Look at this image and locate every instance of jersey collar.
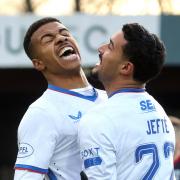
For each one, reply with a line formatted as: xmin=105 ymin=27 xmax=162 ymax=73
xmin=108 ymin=88 xmax=145 ymax=98
xmin=48 ymin=84 xmax=98 ymax=102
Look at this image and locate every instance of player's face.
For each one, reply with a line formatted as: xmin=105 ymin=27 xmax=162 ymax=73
xmin=31 ymin=22 xmax=81 ymax=75
xmin=93 ymin=31 xmax=128 ymax=84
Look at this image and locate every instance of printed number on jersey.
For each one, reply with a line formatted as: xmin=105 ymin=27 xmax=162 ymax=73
xmin=135 ymin=142 xmax=174 ymax=180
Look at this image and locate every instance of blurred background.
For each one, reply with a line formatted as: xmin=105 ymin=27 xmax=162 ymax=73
xmin=0 ymin=0 xmax=180 ymax=179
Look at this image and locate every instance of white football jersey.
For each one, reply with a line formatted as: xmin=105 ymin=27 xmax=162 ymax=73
xmin=14 ymin=84 xmax=107 ymax=180
xmin=79 ymin=88 xmax=176 ymax=180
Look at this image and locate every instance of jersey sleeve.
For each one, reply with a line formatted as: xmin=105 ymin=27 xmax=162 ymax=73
xmin=14 ymin=106 xmax=58 ymax=174
xmin=14 ymin=169 xmax=45 ymax=180
xmin=78 ymin=112 xmax=117 ymax=180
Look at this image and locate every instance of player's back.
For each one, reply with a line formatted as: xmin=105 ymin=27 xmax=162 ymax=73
xmin=106 ymin=91 xmax=175 ymax=180
xmin=79 ymin=90 xmax=175 ymax=179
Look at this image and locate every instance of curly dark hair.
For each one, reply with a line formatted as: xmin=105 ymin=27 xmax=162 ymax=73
xmin=122 ymin=23 xmax=166 ymax=83
xmin=23 ymin=17 xmax=61 ymax=60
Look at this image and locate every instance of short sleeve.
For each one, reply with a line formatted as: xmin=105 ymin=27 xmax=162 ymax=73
xmin=15 ymin=107 xmax=58 ymax=174
xmin=78 ymin=112 xmax=117 ymax=180
xmin=14 ymin=169 xmax=45 ymax=180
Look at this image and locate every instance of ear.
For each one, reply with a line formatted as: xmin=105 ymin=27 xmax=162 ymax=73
xmin=120 ymin=61 xmax=134 ymax=75
xmin=32 ymin=59 xmax=45 ymax=71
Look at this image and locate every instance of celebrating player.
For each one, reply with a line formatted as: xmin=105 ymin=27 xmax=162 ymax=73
xmin=79 ymin=23 xmax=175 ymax=179
xmin=14 ymin=17 xmax=107 ymax=180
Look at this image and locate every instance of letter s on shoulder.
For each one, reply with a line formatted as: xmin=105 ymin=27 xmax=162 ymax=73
xmin=81 ymin=147 xmax=100 ymax=159
xmin=81 ymin=147 xmax=102 ymax=169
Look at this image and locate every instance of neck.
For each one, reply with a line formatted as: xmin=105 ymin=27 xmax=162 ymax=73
xmin=103 ymin=80 xmax=145 ymax=97
xmin=46 ymin=68 xmax=89 ymax=89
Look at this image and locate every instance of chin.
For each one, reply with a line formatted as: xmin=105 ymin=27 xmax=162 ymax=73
xmin=68 ymin=64 xmax=81 ymax=75
xmin=92 ymin=65 xmax=100 ymax=75
xmin=88 ymin=67 xmax=99 ymax=81
xmin=66 ymin=60 xmax=81 ymax=69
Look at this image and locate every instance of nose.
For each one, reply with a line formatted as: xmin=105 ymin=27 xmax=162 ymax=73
xmin=55 ymin=34 xmax=68 ymax=45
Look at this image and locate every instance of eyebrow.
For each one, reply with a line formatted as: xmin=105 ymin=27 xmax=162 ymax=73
xmin=59 ymin=28 xmax=69 ymax=33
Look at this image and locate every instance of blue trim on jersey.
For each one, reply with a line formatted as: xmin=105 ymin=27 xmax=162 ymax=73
xmin=15 ymin=164 xmax=48 ymax=174
xmin=48 ymin=84 xmax=98 ymax=102
xmin=48 ymin=169 xmax=57 ymax=180
xmin=84 ymin=157 xmax=102 ymax=169
xmin=108 ymin=88 xmax=145 ymax=98
xmin=170 ymin=169 xmax=174 ymax=180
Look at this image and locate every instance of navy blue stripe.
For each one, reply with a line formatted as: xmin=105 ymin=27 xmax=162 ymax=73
xmin=84 ymin=157 xmax=102 ymax=169
xmin=15 ymin=164 xmax=48 ymax=174
xmin=48 ymin=168 xmax=57 ymax=180
xmin=109 ymin=88 xmax=145 ymax=98
xmin=48 ymin=84 xmax=98 ymax=102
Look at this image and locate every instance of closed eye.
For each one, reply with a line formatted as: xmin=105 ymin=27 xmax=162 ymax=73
xmin=41 ymin=34 xmax=54 ymax=43
xmin=61 ymin=31 xmax=70 ymax=37
xmin=60 ymin=29 xmax=71 ymax=37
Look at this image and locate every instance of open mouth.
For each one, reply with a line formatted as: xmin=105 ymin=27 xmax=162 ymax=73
xmin=59 ymin=46 xmax=75 ymax=57
xmin=99 ymin=53 xmax=102 ymax=64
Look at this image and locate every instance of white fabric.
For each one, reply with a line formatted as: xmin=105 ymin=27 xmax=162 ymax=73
xmin=71 ymin=85 xmax=96 ymax=95
xmin=14 ymin=170 xmax=45 ymax=180
xmin=79 ymin=91 xmax=176 ymax=180
xmin=14 ymin=85 xmax=107 ymax=180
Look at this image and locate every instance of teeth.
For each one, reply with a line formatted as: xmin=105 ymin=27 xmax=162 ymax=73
xmin=59 ymin=46 xmax=73 ymax=57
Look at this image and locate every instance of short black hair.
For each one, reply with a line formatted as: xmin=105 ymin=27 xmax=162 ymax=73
xmin=23 ymin=17 xmax=61 ymax=60
xmin=122 ymin=23 xmax=166 ymax=83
